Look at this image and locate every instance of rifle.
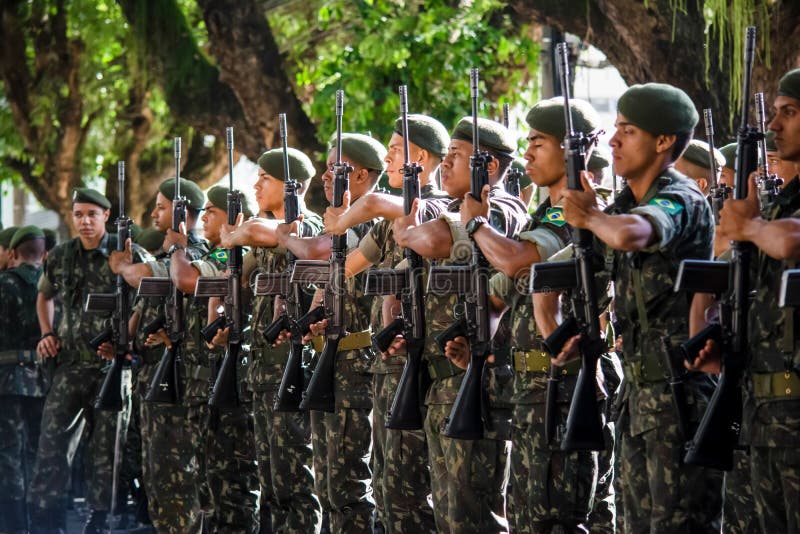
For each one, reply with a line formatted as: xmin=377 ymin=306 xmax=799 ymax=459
xmin=426 ymin=68 xmax=492 ymax=440
xmin=364 ymin=85 xmax=429 ymax=430
xmin=703 ymin=109 xmax=727 ymax=225
xmin=673 ymin=27 xmax=758 ymax=470
xmin=255 ymin=113 xmax=325 ymax=411
xmin=755 ymin=92 xmax=783 ymax=205
xmin=528 ymin=42 xmax=606 ymax=451
xmin=291 ymin=90 xmax=351 ymax=412
xmin=84 ymin=161 xmax=133 ymax=519
xmin=141 ymin=137 xmax=187 ymax=404
xmin=195 ymin=127 xmax=244 ymax=408
xmin=502 ymin=103 xmax=522 ymax=198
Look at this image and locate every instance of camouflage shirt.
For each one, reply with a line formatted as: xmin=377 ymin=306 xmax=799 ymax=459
xmin=424 ymin=184 xmax=528 ymax=405
xmin=0 ymin=263 xmax=47 ymax=396
xmin=603 ymin=168 xmax=716 ymax=436
xmin=743 ymin=175 xmax=800 ymax=447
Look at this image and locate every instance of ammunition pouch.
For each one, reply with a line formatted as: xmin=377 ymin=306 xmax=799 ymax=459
xmin=310 ymin=331 xmax=373 ymax=354
xmin=512 ymin=349 xmax=581 ymax=376
xmin=427 ymin=356 xmax=463 ymax=380
xmin=623 ymin=355 xmax=665 ymax=385
xmin=752 ymin=371 xmax=800 ymax=399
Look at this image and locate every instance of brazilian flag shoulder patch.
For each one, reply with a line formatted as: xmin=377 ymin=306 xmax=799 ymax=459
xmin=648 ymin=197 xmax=683 ymax=215
xmin=543 ymin=207 xmax=567 ymax=227
xmin=211 ymin=249 xmax=229 ymax=263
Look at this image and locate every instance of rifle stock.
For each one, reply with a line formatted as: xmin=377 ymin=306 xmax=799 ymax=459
xmin=779 ymin=269 xmax=800 ymax=308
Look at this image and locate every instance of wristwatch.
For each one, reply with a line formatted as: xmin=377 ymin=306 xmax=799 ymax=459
xmin=465 ymin=216 xmax=489 ymax=237
xmin=167 ymin=244 xmax=185 ymax=256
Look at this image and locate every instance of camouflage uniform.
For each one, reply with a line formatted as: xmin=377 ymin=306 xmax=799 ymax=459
xmin=29 ymin=233 xmax=144 ymax=523
xmin=489 ymin=198 xmax=606 ymax=533
xmin=309 ymin=219 xmax=377 ymax=534
xmin=0 ymin=263 xmax=47 ymax=531
xmin=423 ymin=185 xmax=526 ymax=533
xmin=247 ymin=204 xmax=323 ymax=534
xmin=741 ymin=175 xmax=800 ymax=532
xmin=357 ymin=183 xmax=449 ymax=534
xmin=602 ymin=169 xmax=723 ymax=533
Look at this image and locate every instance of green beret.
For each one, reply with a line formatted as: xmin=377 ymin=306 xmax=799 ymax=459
xmin=525 ymin=97 xmax=600 ymax=140
xmin=10 ymin=225 xmax=44 ymax=250
xmin=258 ymin=147 xmax=316 ymax=182
xmin=511 ymin=158 xmax=531 ymax=188
xmin=617 ymin=83 xmax=699 ymax=135
xmin=679 ymin=139 xmax=724 ymax=172
xmin=587 ymin=148 xmax=612 ymax=173
xmin=718 ymin=143 xmax=737 ymax=169
xmin=158 ymin=178 xmax=205 ymax=211
xmin=42 ymin=228 xmax=57 ymax=251
xmin=334 ymin=133 xmax=387 ymax=171
xmin=778 ymin=68 xmax=800 ymax=101
xmin=393 ymin=114 xmax=450 ymax=158
xmin=206 ymin=185 xmax=255 ymax=219
xmin=0 ymin=227 xmax=20 ymax=248
xmin=72 ymin=188 xmax=111 ymax=209
xmin=134 ymin=228 xmax=165 ymax=253
xmin=451 ymin=117 xmax=516 ymax=156
xmin=766 ymin=130 xmax=777 ymax=152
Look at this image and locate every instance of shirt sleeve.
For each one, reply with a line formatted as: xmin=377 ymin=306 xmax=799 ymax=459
xmin=38 ymin=270 xmax=56 ymax=298
xmin=518 ymin=225 xmax=567 ymax=262
xmin=146 ymin=259 xmax=169 ymax=278
xmin=358 ymin=221 xmax=388 ymax=266
xmin=190 ymin=258 xmax=222 ymax=277
xmin=630 ymin=195 xmax=686 ymax=253
xmin=489 ymin=271 xmax=520 ymax=309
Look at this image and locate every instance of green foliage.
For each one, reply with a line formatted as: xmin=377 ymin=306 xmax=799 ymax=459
xmin=268 ymin=0 xmax=539 ymax=149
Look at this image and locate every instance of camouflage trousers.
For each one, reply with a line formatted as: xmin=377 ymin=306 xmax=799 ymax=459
xmin=138 ymin=361 xmax=204 ymax=534
xmin=722 ymin=449 xmax=759 ymax=533
xmin=252 ymin=385 xmax=320 ymax=534
xmin=619 ymin=420 xmax=723 ymax=533
xmin=424 ymin=402 xmax=510 ymax=534
xmin=508 ymin=401 xmax=599 ymax=533
xmin=0 ymin=395 xmax=44 ymax=499
xmin=371 ymin=371 xmax=435 ymax=534
xmin=750 ymin=445 xmax=800 ymax=532
xmin=28 ymin=362 xmax=115 ymax=512
xmin=310 ymin=352 xmax=374 ymax=534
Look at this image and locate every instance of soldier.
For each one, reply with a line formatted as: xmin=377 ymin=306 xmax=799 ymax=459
xmin=31 ymin=189 xmax=147 ymax=533
xmin=555 ymin=83 xmax=723 ymax=532
xmin=693 ymin=67 xmax=800 ymax=532
xmin=717 ymin=142 xmax=737 ymax=188
xmin=674 ymin=139 xmax=724 ymax=195
xmin=0 ymin=226 xmax=20 ymax=271
xmin=0 ymin=226 xmax=48 ymax=534
xmin=765 ymin=130 xmax=796 ymax=182
xmin=163 ymin=184 xmax=259 ymax=532
xmin=323 ymin=113 xmax=451 ymax=533
xmin=219 ymin=147 xmax=324 ymax=534
xmin=391 ymin=117 xmax=528 ymax=533
xmin=276 ymin=133 xmax=387 ymax=533
xmin=109 ymin=177 xmax=209 ymax=533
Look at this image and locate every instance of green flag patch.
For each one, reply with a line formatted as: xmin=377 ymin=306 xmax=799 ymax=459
xmin=544 ymin=207 xmax=567 ymax=227
xmin=211 ymin=249 xmax=229 ymax=263
xmin=649 ymin=197 xmax=683 ymax=215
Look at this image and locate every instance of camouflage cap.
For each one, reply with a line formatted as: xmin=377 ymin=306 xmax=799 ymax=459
xmin=134 ymin=227 xmax=165 ymax=252
xmin=0 ymin=226 xmax=20 ymax=248
xmin=335 ymin=133 xmax=388 ymax=171
xmin=766 ymin=130 xmax=778 ymax=152
xmin=10 ymin=225 xmax=44 ymax=249
xmin=258 ymin=147 xmax=316 ymax=181
xmin=393 ymin=114 xmax=450 ymax=158
xmin=679 ymin=139 xmax=724 ymax=172
xmin=158 ymin=177 xmax=205 ymax=211
xmin=617 ymin=83 xmax=699 ymax=135
xmin=718 ymin=142 xmax=737 ymax=169
xmin=451 ymin=117 xmax=516 ymax=156
xmin=778 ymin=68 xmax=800 ymax=101
xmin=206 ymin=185 xmax=255 ymax=219
xmin=42 ymin=228 xmax=57 ymax=251
xmin=587 ymin=148 xmax=612 ymax=173
xmin=72 ymin=188 xmax=111 ymax=209
xmin=525 ymin=97 xmax=601 ymax=140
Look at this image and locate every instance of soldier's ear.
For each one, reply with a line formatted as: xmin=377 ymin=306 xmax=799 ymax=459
xmin=487 ymin=155 xmax=500 ymax=177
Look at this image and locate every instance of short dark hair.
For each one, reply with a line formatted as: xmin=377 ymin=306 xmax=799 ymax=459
xmin=670 ymin=132 xmax=693 ymax=162
xmin=16 ymin=238 xmax=45 ymax=262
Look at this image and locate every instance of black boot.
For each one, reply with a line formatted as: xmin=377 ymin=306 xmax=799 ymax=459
xmin=82 ymin=509 xmax=108 ymax=534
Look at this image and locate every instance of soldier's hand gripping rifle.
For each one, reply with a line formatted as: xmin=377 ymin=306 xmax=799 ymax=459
xmin=85 ymin=161 xmax=134 ymax=520
xmin=141 ymin=137 xmax=187 ymax=404
xmin=364 ymin=85 xmax=429 ymax=430
xmin=254 ymin=114 xmax=325 ymax=412
xmin=755 ymin=92 xmax=783 ymax=205
xmin=673 ymin=27 xmax=758 ymax=470
xmin=703 ymin=108 xmax=730 ymax=224
xmin=529 ymin=43 xmax=606 ymax=451
xmin=195 ymin=127 xmax=244 ymax=408
xmin=502 ymin=103 xmax=522 ymax=198
xmin=425 ymin=68 xmax=492 ymax=440
xmin=290 ymin=90 xmax=351 ymax=412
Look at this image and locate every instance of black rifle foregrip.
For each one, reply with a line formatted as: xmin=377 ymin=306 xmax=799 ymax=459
xmin=435 ymin=317 xmax=468 ymax=354
xmin=542 ymin=317 xmax=579 ymax=356
xmin=201 ymin=315 xmax=227 ymax=345
xmin=88 ymin=325 xmax=113 ymax=352
xmin=142 ymin=314 xmax=166 ymax=336
xmin=679 ymin=323 xmax=722 ymax=365
xmin=263 ymin=315 xmax=290 ymax=345
xmin=372 ymin=317 xmax=405 ymax=353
